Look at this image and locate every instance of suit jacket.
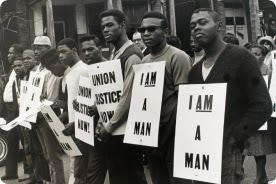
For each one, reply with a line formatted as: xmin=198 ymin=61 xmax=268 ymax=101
xmin=188 ymin=44 xmax=272 ymax=148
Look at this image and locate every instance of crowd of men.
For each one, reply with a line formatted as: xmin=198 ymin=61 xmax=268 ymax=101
xmin=0 ymin=7 xmax=274 ymax=184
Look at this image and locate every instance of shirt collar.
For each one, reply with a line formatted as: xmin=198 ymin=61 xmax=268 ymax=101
xmin=110 ymin=40 xmax=133 ymax=60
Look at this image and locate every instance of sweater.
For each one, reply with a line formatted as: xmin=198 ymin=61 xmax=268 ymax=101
xmin=188 ymin=44 xmax=272 ymax=147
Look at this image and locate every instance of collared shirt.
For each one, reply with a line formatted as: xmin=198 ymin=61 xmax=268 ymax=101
xmin=110 ymin=40 xmax=133 ymax=60
xmin=66 ymin=60 xmax=88 ymax=123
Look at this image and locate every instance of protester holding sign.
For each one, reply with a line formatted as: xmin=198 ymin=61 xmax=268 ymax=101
xmin=96 ymin=9 xmax=146 ymax=184
xmin=138 ymin=11 xmax=192 ymax=184
xmin=32 ymin=36 xmax=66 ymax=184
xmin=57 ymin=38 xmax=89 ymax=184
xmin=188 ymin=8 xmax=272 ymax=183
xmin=241 ymin=44 xmax=275 ymax=184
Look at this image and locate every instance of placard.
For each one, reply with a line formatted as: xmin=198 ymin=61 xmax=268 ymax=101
xmin=270 ymin=51 xmax=276 ymax=117
xmin=124 ymin=61 xmax=165 ymax=147
xmin=75 ymin=76 xmax=94 ymax=146
xmin=23 ymin=71 xmax=46 ymax=122
xmin=259 ymin=75 xmax=269 ymax=130
xmin=174 ymin=83 xmax=227 ymax=184
xmin=41 ymin=105 xmax=82 ymax=156
xmin=1 ymin=100 xmax=53 ymax=131
xmin=88 ymin=59 xmax=124 ymax=135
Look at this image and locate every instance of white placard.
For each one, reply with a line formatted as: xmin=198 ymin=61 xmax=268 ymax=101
xmin=0 ymin=118 xmax=6 ymax=126
xmin=1 ymin=100 xmax=53 ymax=131
xmin=75 ymin=76 xmax=94 ymax=146
xmin=88 ymin=59 xmax=124 ymax=135
xmin=124 ymin=61 xmax=165 ymax=147
xmin=174 ymin=83 xmax=227 ymax=184
xmin=23 ymin=71 xmax=46 ymax=122
xmin=271 ymin=50 xmax=276 ymax=71
xmin=259 ymin=75 xmax=269 ymax=130
xmin=41 ymin=105 xmax=82 ymax=156
xmin=270 ymin=51 xmax=276 ymax=117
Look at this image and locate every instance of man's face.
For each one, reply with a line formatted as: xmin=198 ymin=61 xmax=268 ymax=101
xmin=140 ymin=18 xmax=166 ymax=48
xmin=190 ymin=36 xmax=202 ymax=52
xmin=81 ymin=40 xmax=102 ymax=65
xmin=33 ymin=45 xmax=50 ymax=61
xmin=101 ymin=16 xmax=123 ymax=43
xmin=133 ymin=33 xmax=146 ymax=51
xmin=57 ymin=44 xmax=74 ymax=66
xmin=190 ymin=11 xmax=220 ymax=48
xmin=250 ymin=47 xmax=264 ymax=65
xmin=261 ymin=41 xmax=272 ymax=52
xmin=8 ymin=47 xmax=19 ymax=65
xmin=13 ymin=60 xmax=25 ymax=76
xmin=46 ymin=62 xmax=67 ymax=77
xmin=23 ymin=50 xmax=36 ymax=72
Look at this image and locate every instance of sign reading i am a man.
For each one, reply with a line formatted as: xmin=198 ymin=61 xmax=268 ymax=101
xmin=88 ymin=59 xmax=124 ymax=135
xmin=41 ymin=105 xmax=82 ymax=156
xmin=23 ymin=71 xmax=46 ymax=123
xmin=75 ymin=76 xmax=94 ymax=146
xmin=124 ymin=61 xmax=165 ymax=147
xmin=174 ymin=83 xmax=227 ymax=184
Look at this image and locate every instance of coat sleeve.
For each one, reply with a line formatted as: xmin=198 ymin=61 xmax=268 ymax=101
xmin=231 ymin=53 xmax=272 ymax=145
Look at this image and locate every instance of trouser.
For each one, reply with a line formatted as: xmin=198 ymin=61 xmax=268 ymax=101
xmin=148 ymin=126 xmax=192 ymax=184
xmin=21 ymin=127 xmax=43 ymax=182
xmin=255 ymin=155 xmax=268 ymax=184
xmin=192 ymin=144 xmax=243 ymax=184
xmin=73 ymin=136 xmax=107 ymax=184
xmin=103 ymin=135 xmax=147 ymax=184
xmin=36 ymin=116 xmax=65 ymax=184
xmin=5 ymin=125 xmax=28 ymax=176
xmin=68 ymin=157 xmax=75 ymax=184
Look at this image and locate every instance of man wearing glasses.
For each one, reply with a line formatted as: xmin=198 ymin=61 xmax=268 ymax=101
xmin=138 ymin=11 xmax=192 ymax=184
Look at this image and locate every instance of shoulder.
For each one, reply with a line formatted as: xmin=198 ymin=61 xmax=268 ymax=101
xmin=168 ymin=46 xmax=191 ymax=65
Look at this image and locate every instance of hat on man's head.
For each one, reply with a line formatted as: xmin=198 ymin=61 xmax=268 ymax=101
xmin=257 ymin=36 xmax=275 ymax=49
xmin=40 ymin=48 xmax=59 ymax=67
xmin=32 ymin=36 xmax=51 ymax=46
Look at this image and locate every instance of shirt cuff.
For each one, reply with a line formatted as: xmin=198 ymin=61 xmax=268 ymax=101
xmin=105 ymin=122 xmax=115 ymax=133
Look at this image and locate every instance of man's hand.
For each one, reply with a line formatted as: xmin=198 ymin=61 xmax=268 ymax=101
xmin=95 ymin=122 xmax=111 ymax=142
xmin=88 ymin=105 xmax=98 ymax=117
xmin=62 ymin=122 xmax=75 ymax=136
xmin=73 ymin=99 xmax=79 ymax=112
xmin=40 ymin=93 xmax=47 ymax=101
xmin=52 ymin=100 xmax=66 ymax=109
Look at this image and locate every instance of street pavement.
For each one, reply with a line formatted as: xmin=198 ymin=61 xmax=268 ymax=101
xmin=0 ymin=154 xmax=275 ymax=184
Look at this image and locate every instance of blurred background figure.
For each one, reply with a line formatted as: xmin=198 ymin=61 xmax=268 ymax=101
xmin=258 ymin=36 xmax=275 ymax=70
xmin=190 ymin=36 xmax=204 ymax=66
xmin=133 ymin=31 xmax=149 ymax=56
xmin=166 ymin=35 xmax=182 ymax=49
xmin=223 ymin=35 xmax=239 ymax=45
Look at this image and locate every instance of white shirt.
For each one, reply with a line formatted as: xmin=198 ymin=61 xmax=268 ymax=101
xmin=202 ymin=62 xmax=215 ymax=81
xmin=66 ymin=60 xmax=88 ymax=123
xmin=3 ymin=70 xmax=16 ymax=102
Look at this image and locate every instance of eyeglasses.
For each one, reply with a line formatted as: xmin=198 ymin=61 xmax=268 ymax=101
xmin=137 ymin=26 xmax=162 ymax=33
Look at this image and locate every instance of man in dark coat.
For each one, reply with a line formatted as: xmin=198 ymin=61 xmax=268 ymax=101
xmin=189 ymin=8 xmax=272 ymax=183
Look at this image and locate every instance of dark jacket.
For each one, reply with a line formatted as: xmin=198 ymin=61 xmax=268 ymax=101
xmin=188 ymin=44 xmax=272 ymax=148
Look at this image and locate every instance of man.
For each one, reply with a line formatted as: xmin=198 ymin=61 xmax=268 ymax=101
xmin=22 ymin=50 xmax=37 ymax=73
xmin=138 ymin=11 xmax=191 ymax=184
xmin=133 ymin=31 xmax=149 ymax=55
xmin=189 ymin=8 xmax=272 ymax=183
xmin=32 ymin=36 xmax=65 ymax=184
xmin=1 ymin=44 xmax=30 ymax=182
xmin=97 ymin=9 xmax=147 ymax=184
xmin=57 ymin=38 xmax=88 ymax=184
xmin=190 ymin=36 xmax=205 ymax=66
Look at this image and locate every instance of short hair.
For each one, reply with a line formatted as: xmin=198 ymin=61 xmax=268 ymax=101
xmin=40 ymin=49 xmax=59 ymax=67
xmin=192 ymin=8 xmax=221 ymax=23
xmin=166 ymin=35 xmax=182 ymax=49
xmin=99 ymin=9 xmax=127 ymax=25
xmin=250 ymin=44 xmax=267 ymax=56
xmin=223 ymin=35 xmax=239 ymax=45
xmin=244 ymin=42 xmax=252 ymax=50
xmin=10 ymin=44 xmax=24 ymax=55
xmin=57 ymin=38 xmax=78 ymax=50
xmin=79 ymin=34 xmax=101 ymax=47
xmin=141 ymin=11 xmax=169 ymax=29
